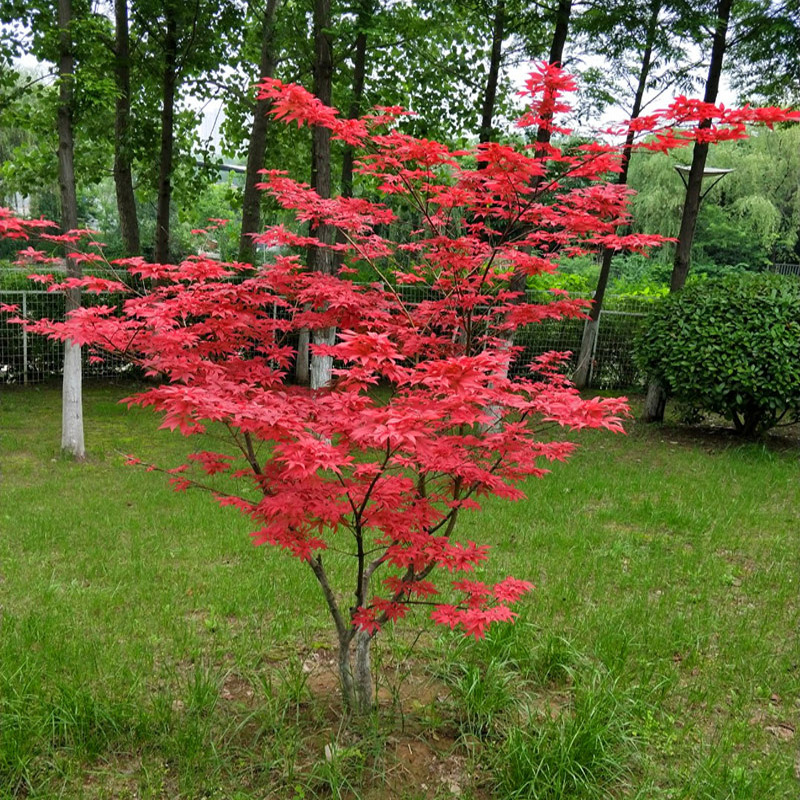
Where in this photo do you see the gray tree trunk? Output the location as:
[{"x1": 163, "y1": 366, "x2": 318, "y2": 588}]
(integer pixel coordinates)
[
  {"x1": 238, "y1": 0, "x2": 281, "y2": 265},
  {"x1": 113, "y1": 0, "x2": 140, "y2": 256},
  {"x1": 478, "y1": 0, "x2": 505, "y2": 144},
  {"x1": 298, "y1": 0, "x2": 335, "y2": 386},
  {"x1": 573, "y1": 0, "x2": 661, "y2": 389},
  {"x1": 337, "y1": 629, "x2": 373, "y2": 714},
  {"x1": 57, "y1": 0, "x2": 85, "y2": 459},
  {"x1": 643, "y1": 0, "x2": 733, "y2": 422},
  {"x1": 155, "y1": 6, "x2": 178, "y2": 264},
  {"x1": 309, "y1": 554, "x2": 376, "y2": 715}
]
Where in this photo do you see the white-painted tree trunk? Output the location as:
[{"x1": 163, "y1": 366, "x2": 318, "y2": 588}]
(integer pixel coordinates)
[
  {"x1": 61, "y1": 339, "x2": 85, "y2": 458},
  {"x1": 482, "y1": 336, "x2": 513, "y2": 432}
]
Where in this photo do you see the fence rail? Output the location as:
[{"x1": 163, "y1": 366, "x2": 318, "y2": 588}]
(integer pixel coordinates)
[{"x1": 0, "y1": 287, "x2": 651, "y2": 389}]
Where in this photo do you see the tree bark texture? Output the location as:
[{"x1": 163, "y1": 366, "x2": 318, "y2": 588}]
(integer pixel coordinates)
[
  {"x1": 573, "y1": 0, "x2": 660, "y2": 389},
  {"x1": 337, "y1": 629, "x2": 374, "y2": 714},
  {"x1": 57, "y1": 0, "x2": 85, "y2": 459},
  {"x1": 478, "y1": 0, "x2": 505, "y2": 144},
  {"x1": 643, "y1": 0, "x2": 733, "y2": 422},
  {"x1": 113, "y1": 0, "x2": 140, "y2": 256},
  {"x1": 155, "y1": 6, "x2": 178, "y2": 264},
  {"x1": 238, "y1": 0, "x2": 281, "y2": 265}
]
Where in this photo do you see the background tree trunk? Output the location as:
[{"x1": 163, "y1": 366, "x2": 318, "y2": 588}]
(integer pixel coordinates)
[
  {"x1": 113, "y1": 0, "x2": 140, "y2": 256},
  {"x1": 57, "y1": 0, "x2": 85, "y2": 459},
  {"x1": 573, "y1": 0, "x2": 660, "y2": 389},
  {"x1": 238, "y1": 0, "x2": 281, "y2": 265},
  {"x1": 298, "y1": 0, "x2": 335, "y2": 386},
  {"x1": 340, "y1": 0, "x2": 373, "y2": 199},
  {"x1": 154, "y1": 5, "x2": 178, "y2": 264},
  {"x1": 643, "y1": 0, "x2": 733, "y2": 422},
  {"x1": 478, "y1": 0, "x2": 505, "y2": 144},
  {"x1": 508, "y1": 0, "x2": 572, "y2": 298}
]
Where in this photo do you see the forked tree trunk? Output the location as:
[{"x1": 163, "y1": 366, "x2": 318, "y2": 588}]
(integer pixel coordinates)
[
  {"x1": 57, "y1": 0, "x2": 85, "y2": 459},
  {"x1": 309, "y1": 554, "x2": 376, "y2": 715},
  {"x1": 643, "y1": 0, "x2": 733, "y2": 422},
  {"x1": 239, "y1": 0, "x2": 281, "y2": 265},
  {"x1": 155, "y1": 6, "x2": 178, "y2": 264},
  {"x1": 573, "y1": 0, "x2": 660, "y2": 389},
  {"x1": 113, "y1": 0, "x2": 140, "y2": 256}
]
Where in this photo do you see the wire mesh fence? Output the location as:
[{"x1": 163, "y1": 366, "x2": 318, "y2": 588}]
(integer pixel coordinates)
[
  {"x1": 0, "y1": 290, "x2": 137, "y2": 385},
  {"x1": 0, "y1": 286, "x2": 652, "y2": 389}
]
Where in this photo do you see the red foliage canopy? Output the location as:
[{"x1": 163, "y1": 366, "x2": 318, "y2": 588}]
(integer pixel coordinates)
[{"x1": 4, "y1": 63, "x2": 797, "y2": 641}]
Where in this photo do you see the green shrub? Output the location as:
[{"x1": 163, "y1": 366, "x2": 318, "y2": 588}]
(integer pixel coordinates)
[{"x1": 636, "y1": 273, "x2": 800, "y2": 435}]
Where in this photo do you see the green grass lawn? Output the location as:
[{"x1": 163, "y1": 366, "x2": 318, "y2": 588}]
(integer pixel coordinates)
[{"x1": 1, "y1": 383, "x2": 798, "y2": 799}]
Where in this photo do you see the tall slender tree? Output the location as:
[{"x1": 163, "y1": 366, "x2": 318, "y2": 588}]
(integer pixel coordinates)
[
  {"x1": 238, "y1": 0, "x2": 282, "y2": 265},
  {"x1": 114, "y1": 0, "x2": 140, "y2": 255},
  {"x1": 478, "y1": 0, "x2": 506, "y2": 144},
  {"x1": 340, "y1": 0, "x2": 375, "y2": 199},
  {"x1": 56, "y1": 0, "x2": 84, "y2": 458},
  {"x1": 643, "y1": 0, "x2": 734, "y2": 422},
  {"x1": 309, "y1": 0, "x2": 335, "y2": 389},
  {"x1": 153, "y1": 2, "x2": 178, "y2": 264},
  {"x1": 508, "y1": 0, "x2": 572, "y2": 301},
  {"x1": 573, "y1": 0, "x2": 663, "y2": 388}
]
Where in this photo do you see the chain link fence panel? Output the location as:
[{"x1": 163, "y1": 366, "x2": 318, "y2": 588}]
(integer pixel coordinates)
[{"x1": 1, "y1": 285, "x2": 651, "y2": 389}]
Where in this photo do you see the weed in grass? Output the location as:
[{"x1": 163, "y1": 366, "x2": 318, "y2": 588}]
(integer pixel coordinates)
[
  {"x1": 309, "y1": 738, "x2": 367, "y2": 799},
  {"x1": 530, "y1": 634, "x2": 581, "y2": 686},
  {"x1": 683, "y1": 749, "x2": 788, "y2": 800},
  {"x1": 47, "y1": 684, "x2": 135, "y2": 759},
  {"x1": 449, "y1": 660, "x2": 514, "y2": 739},
  {"x1": 492, "y1": 674, "x2": 637, "y2": 800}
]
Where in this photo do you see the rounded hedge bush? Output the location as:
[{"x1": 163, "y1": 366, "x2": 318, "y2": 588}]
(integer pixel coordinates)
[{"x1": 636, "y1": 273, "x2": 800, "y2": 435}]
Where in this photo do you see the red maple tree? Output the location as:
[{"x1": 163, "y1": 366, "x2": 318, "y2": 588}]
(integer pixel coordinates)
[{"x1": 3, "y1": 65, "x2": 796, "y2": 713}]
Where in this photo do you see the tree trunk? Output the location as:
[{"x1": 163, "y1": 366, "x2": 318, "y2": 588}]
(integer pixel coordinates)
[
  {"x1": 295, "y1": 327, "x2": 310, "y2": 385},
  {"x1": 508, "y1": 0, "x2": 572, "y2": 298},
  {"x1": 113, "y1": 0, "x2": 140, "y2": 256},
  {"x1": 337, "y1": 630, "x2": 374, "y2": 714},
  {"x1": 669, "y1": 0, "x2": 732, "y2": 293},
  {"x1": 297, "y1": 0, "x2": 335, "y2": 385},
  {"x1": 57, "y1": 0, "x2": 85, "y2": 459},
  {"x1": 482, "y1": 0, "x2": 572, "y2": 423},
  {"x1": 340, "y1": 0, "x2": 372, "y2": 199},
  {"x1": 309, "y1": 554, "x2": 375, "y2": 715},
  {"x1": 478, "y1": 0, "x2": 505, "y2": 144},
  {"x1": 155, "y1": 6, "x2": 178, "y2": 264},
  {"x1": 573, "y1": 0, "x2": 660, "y2": 389},
  {"x1": 643, "y1": 0, "x2": 733, "y2": 422},
  {"x1": 642, "y1": 378, "x2": 667, "y2": 422},
  {"x1": 238, "y1": 0, "x2": 281, "y2": 265}
]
